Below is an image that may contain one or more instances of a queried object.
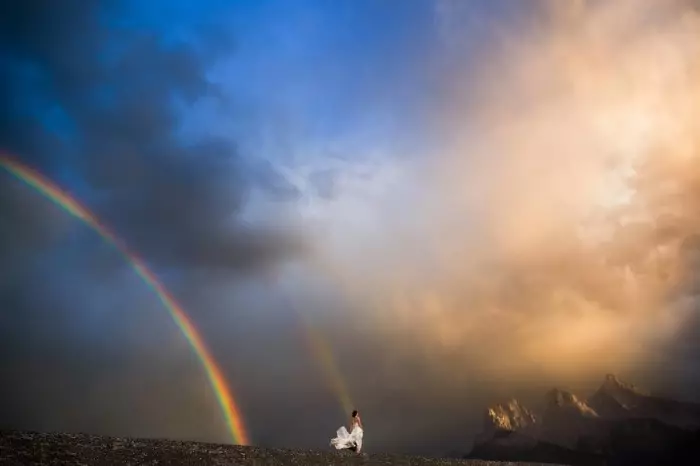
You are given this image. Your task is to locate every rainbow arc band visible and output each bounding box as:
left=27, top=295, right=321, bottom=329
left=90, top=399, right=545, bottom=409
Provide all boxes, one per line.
left=303, top=316, right=354, bottom=415
left=0, top=155, right=249, bottom=446
left=272, top=279, right=354, bottom=416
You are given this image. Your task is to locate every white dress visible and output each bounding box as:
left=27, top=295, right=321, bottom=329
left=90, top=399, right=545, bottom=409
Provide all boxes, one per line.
left=330, top=419, right=364, bottom=453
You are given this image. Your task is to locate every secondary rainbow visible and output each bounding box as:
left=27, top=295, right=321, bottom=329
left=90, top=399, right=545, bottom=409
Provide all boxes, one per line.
left=0, top=154, right=250, bottom=446
left=302, top=314, right=354, bottom=415
left=270, top=275, right=354, bottom=415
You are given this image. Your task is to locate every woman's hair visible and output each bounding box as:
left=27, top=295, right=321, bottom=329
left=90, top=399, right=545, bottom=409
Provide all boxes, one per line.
left=351, top=410, right=358, bottom=417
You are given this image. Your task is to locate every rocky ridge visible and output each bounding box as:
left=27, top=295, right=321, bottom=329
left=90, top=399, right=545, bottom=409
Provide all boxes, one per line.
left=475, top=399, right=540, bottom=446
left=467, top=374, right=700, bottom=466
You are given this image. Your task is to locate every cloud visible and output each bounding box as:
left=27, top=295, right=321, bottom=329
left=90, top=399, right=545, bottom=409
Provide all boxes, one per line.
left=1, top=0, right=306, bottom=273
left=304, top=0, right=700, bottom=404
left=4, top=0, right=700, bottom=456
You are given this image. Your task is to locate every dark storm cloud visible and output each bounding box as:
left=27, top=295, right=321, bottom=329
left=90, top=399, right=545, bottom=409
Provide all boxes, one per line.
left=249, top=158, right=303, bottom=202
left=0, top=0, right=308, bottom=272
left=0, top=0, right=309, bottom=446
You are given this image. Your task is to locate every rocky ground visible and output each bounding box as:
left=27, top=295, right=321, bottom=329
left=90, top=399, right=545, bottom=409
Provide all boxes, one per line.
left=0, top=431, right=560, bottom=466
left=0, top=430, right=563, bottom=466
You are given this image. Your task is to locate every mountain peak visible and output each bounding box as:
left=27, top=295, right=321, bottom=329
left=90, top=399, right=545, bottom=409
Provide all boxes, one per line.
left=591, top=374, right=700, bottom=428
left=545, top=389, right=599, bottom=418
left=485, top=398, right=538, bottom=432
left=587, top=375, right=647, bottom=418
left=600, top=374, right=645, bottom=396
left=474, top=398, right=540, bottom=448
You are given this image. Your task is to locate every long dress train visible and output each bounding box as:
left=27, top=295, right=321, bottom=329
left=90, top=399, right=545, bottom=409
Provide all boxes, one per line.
left=330, top=425, right=364, bottom=453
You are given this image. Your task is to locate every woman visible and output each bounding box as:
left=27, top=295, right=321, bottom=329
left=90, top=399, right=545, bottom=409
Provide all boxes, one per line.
left=330, top=410, right=364, bottom=453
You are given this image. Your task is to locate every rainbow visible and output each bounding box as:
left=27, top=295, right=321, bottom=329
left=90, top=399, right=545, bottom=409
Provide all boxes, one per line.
left=0, top=154, right=249, bottom=446
left=302, top=315, right=354, bottom=415
left=271, top=277, right=354, bottom=416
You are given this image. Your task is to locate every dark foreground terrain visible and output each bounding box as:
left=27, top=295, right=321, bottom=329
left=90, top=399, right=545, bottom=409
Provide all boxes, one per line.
left=0, top=430, right=562, bottom=466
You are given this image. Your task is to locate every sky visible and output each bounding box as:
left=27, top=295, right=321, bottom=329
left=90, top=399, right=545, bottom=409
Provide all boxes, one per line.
left=2, top=0, right=700, bottom=457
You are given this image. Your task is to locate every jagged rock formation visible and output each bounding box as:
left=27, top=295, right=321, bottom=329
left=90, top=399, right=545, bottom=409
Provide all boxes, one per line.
left=488, top=399, right=539, bottom=431
left=540, top=388, right=601, bottom=449
left=588, top=374, right=700, bottom=429
left=586, top=375, right=633, bottom=420
left=545, top=389, right=599, bottom=417
left=475, top=399, right=540, bottom=446
left=468, top=374, right=700, bottom=466
left=469, top=391, right=603, bottom=466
